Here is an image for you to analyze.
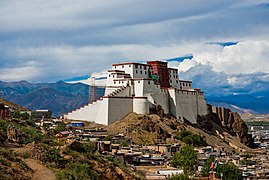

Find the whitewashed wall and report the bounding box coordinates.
[107,97,133,125]
[198,94,207,115]
[95,98,109,125]
[133,98,149,114]
[133,80,144,96]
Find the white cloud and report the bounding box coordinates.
[0,66,41,82]
[0,0,269,99]
[176,41,269,95]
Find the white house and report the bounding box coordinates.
[63,61,207,125]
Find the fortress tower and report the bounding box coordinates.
[63,61,207,125]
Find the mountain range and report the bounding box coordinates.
[0,80,268,116]
[0,80,104,116]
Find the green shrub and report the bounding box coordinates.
[240,160,255,166]
[42,147,66,168]
[168,173,189,180]
[55,124,66,133]
[56,162,99,180]
[176,130,207,147]
[240,154,253,158]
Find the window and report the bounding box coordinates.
[129,65,131,67]
[144,66,147,70]
[122,65,124,68]
[148,81,150,84]
[135,64,138,68]
[136,70,138,74]
[109,75,110,77]
[138,81,140,83]
[145,71,147,75]
[140,65,142,69]
[176,80,178,83]
[113,75,114,78]
[170,80,172,83]
[114,81,116,84]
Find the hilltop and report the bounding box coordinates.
[107,105,255,151]
[0,97,28,111]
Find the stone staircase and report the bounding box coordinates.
[63,86,129,121]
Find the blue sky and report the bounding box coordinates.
[0,0,269,95]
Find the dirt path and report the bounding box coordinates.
[11,146,56,180]
[25,159,56,180]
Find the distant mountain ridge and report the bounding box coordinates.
[207,93,269,114]
[0,80,104,116]
[0,80,268,116]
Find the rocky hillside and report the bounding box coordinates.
[0,99,142,180]
[198,105,256,148]
[107,113,185,145]
[0,80,105,116]
[0,98,28,111]
[107,105,256,151]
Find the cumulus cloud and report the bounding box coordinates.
[0,0,269,99]
[176,40,269,95]
[0,66,41,82]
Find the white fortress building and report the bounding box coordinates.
[63,61,207,125]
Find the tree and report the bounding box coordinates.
[201,158,242,180]
[216,163,242,180]
[201,156,215,177]
[55,124,66,133]
[170,145,197,175]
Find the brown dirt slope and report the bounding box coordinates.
[0,147,33,180]
[0,97,29,111]
[107,112,252,152]
[25,159,56,180]
[107,113,185,145]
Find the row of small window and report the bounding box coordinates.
[135,64,148,70]
[136,80,151,84]
[114,64,134,69]
[176,91,193,95]
[114,81,126,84]
[113,80,152,85]
[169,75,178,78]
[169,70,177,74]
[135,70,147,75]
[170,80,191,87]
[176,91,203,95]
